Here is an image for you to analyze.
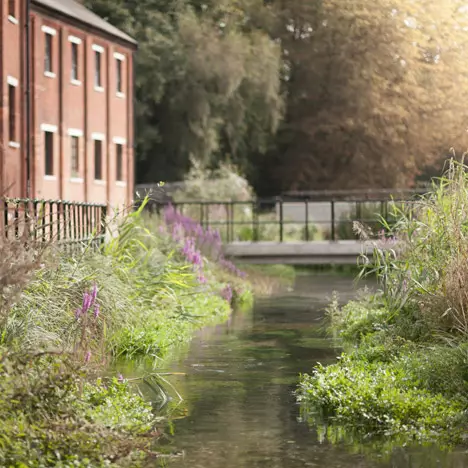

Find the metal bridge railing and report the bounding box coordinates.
[144,196,418,242]
[1,198,107,250]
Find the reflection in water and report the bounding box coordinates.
[154,274,468,468]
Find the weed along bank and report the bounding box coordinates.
[298,161,468,453]
[0,196,254,466]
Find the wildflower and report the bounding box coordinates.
[90,283,98,304]
[82,292,90,314]
[84,351,92,363]
[93,303,100,319]
[118,373,124,383]
[198,273,207,284]
[221,284,233,303]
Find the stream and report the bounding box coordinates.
[129,273,468,467]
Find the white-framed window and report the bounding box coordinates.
[92,133,105,181]
[69,36,82,84]
[41,124,58,177]
[42,26,56,77]
[7,76,19,147]
[68,129,83,178]
[92,44,104,91]
[113,137,126,182]
[114,52,125,97]
[8,0,17,23]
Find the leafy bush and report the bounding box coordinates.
[299,160,468,448]
[0,351,156,467]
[298,355,465,445]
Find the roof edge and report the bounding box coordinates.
[31,0,138,47]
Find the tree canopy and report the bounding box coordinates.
[84,0,283,182]
[85,0,468,194]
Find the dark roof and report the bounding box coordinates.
[33,0,137,45]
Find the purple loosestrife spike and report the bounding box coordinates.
[90,283,98,304]
[221,284,233,303]
[82,292,92,314]
[84,351,92,363]
[118,373,124,383]
[94,303,100,319]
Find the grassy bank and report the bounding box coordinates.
[0,200,252,466]
[298,161,468,450]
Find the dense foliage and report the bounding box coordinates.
[0,201,252,465]
[298,161,468,448]
[85,0,468,194]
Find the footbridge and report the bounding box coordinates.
[137,188,423,265]
[223,240,372,265]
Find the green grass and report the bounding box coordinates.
[298,160,468,449]
[0,351,157,467]
[0,199,253,465]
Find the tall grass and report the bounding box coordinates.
[356,159,468,335]
[0,197,251,465]
[298,159,468,449]
[2,200,237,362]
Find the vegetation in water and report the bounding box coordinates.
[298,160,468,449]
[0,198,253,465]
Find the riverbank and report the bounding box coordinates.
[298,161,468,451]
[0,201,256,466]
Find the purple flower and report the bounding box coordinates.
[84,351,92,363]
[75,307,82,320]
[90,283,98,304]
[82,292,92,314]
[198,273,207,284]
[221,284,233,303]
[118,373,124,383]
[93,303,100,319]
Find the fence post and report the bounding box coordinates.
[3,200,8,239]
[199,203,204,229]
[225,203,230,242]
[14,201,19,239]
[100,204,107,246]
[230,202,235,242]
[252,201,259,242]
[278,196,284,242]
[49,201,54,242]
[331,200,336,241]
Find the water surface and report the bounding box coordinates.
[156,274,468,468]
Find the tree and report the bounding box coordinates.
[258,0,468,192]
[84,0,283,183]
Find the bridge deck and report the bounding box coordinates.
[224,241,374,265]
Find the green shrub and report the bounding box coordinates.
[299,160,468,449]
[298,355,465,444]
[0,352,156,467]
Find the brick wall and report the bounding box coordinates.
[0,0,135,209]
[2,0,25,197]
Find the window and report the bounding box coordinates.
[116,59,123,94]
[94,140,103,180]
[8,0,15,18]
[45,131,54,176]
[95,51,102,88]
[8,82,16,143]
[71,136,79,176]
[45,33,53,73]
[71,43,79,81]
[116,143,123,181]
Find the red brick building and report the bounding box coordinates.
[1,0,137,208]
